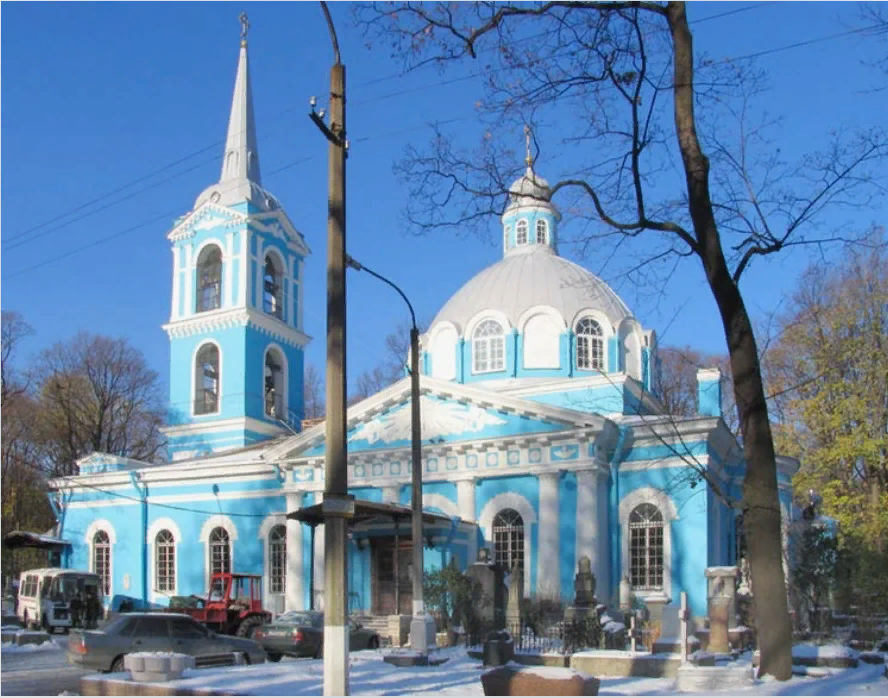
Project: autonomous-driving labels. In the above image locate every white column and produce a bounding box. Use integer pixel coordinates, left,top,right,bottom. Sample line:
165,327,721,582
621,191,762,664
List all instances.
456,477,477,564
537,472,561,599
285,492,304,611
597,474,611,603
183,243,193,316
314,522,325,610
224,232,234,308
239,229,249,308
171,246,181,320
575,469,601,592
382,485,399,504
255,239,264,311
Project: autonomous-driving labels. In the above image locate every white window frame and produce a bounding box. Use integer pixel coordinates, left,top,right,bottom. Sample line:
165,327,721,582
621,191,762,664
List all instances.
479,492,537,596
575,317,605,371
472,319,506,374
258,514,288,611
195,242,224,313
618,487,678,602
516,219,529,245
262,251,285,320
192,340,222,417
263,343,289,421
199,515,238,592
84,519,116,601
147,517,182,602
535,219,548,244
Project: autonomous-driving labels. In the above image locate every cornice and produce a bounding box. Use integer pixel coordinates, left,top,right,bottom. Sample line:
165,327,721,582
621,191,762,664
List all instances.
167,202,248,242
162,307,312,348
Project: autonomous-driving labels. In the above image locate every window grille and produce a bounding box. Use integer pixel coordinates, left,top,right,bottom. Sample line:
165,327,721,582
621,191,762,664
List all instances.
493,508,524,571
263,256,283,319
196,246,223,312
536,219,548,244
629,503,664,590
209,527,231,576
155,530,175,593
195,344,219,414
269,525,286,595
93,530,111,596
575,318,604,371
473,320,505,373
516,219,529,245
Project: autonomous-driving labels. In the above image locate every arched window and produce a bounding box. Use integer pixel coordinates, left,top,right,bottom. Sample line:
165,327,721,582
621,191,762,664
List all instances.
264,349,285,419
516,219,529,245
263,255,283,319
196,245,223,313
194,344,219,415
209,527,231,576
269,525,286,595
576,317,605,371
93,530,111,596
535,219,548,244
493,509,524,571
155,530,175,593
629,503,664,590
504,225,511,251
473,320,505,373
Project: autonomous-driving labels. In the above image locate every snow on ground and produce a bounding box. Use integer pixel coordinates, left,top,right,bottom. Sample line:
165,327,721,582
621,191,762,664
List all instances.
1,638,62,653
793,643,859,659
77,647,888,696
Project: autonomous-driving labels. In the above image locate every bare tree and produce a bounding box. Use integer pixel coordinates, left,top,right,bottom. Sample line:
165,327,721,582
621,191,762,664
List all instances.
1,310,33,405
32,332,166,476
358,1,887,677
349,318,429,404
303,363,326,420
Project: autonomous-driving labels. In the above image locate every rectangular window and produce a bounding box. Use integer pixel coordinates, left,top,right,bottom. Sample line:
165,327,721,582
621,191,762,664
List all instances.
156,545,175,593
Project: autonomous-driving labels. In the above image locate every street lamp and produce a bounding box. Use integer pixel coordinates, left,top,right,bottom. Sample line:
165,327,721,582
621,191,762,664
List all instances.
345,255,434,659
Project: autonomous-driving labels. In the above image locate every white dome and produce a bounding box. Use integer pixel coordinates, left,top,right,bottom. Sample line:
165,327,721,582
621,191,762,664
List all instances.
505,167,558,216
431,245,633,333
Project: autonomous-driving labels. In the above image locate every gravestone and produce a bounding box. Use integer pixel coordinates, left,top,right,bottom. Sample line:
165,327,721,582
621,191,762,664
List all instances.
468,549,503,627
565,557,597,621
705,567,740,653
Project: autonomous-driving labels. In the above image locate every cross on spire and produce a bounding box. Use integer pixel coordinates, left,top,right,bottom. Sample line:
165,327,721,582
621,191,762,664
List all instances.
524,124,533,167
239,12,250,46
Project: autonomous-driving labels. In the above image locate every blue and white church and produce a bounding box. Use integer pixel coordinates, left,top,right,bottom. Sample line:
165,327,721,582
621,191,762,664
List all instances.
48,27,798,624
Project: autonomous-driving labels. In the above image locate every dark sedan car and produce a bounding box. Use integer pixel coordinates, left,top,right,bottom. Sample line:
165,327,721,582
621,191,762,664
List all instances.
67,612,266,672
255,611,380,661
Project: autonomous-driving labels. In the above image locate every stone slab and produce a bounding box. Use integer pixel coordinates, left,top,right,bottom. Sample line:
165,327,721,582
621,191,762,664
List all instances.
15,630,52,646
80,676,239,696
383,652,449,667
482,664,600,696
570,651,683,678
674,663,756,693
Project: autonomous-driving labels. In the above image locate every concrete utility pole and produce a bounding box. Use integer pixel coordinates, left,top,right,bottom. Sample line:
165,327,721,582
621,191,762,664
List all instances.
344,256,433,660
311,2,353,694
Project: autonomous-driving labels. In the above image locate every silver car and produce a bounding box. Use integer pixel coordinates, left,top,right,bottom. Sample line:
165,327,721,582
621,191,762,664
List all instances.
67,612,266,673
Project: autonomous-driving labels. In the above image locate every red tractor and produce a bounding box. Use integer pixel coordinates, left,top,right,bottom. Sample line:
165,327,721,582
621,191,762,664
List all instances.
178,573,271,638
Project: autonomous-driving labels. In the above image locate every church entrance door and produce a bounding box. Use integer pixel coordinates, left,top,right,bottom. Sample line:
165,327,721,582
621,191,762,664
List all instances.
374,538,412,615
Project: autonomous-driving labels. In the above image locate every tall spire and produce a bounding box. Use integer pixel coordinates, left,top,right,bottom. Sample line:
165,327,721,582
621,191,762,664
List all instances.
221,12,261,186
194,13,277,211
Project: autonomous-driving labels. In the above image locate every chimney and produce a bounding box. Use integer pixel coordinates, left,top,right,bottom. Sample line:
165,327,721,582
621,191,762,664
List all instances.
697,368,723,418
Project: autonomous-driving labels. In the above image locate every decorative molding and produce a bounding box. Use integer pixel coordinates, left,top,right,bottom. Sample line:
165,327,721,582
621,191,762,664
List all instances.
85,518,117,545
421,493,459,519
168,202,247,242
349,397,508,445
618,486,679,522
619,487,676,602
163,307,312,348
147,517,182,600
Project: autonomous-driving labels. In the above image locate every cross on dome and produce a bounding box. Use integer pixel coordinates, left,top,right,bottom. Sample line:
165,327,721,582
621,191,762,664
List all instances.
239,12,250,46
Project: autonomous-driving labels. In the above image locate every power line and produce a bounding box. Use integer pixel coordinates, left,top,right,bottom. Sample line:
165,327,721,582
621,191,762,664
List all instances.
4,3,773,249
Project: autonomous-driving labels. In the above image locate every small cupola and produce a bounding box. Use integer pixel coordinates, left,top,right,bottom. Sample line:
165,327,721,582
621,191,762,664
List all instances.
502,126,561,257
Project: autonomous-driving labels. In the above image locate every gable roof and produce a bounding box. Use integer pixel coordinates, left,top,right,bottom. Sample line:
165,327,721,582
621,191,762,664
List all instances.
262,374,609,462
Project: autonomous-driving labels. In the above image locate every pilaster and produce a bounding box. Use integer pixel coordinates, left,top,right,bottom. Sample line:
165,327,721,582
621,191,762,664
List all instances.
285,491,304,611
537,471,561,599
456,477,477,563
575,469,601,595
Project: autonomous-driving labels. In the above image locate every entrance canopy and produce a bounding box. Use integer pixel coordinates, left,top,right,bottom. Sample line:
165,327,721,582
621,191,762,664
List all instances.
287,500,459,529
2,530,69,551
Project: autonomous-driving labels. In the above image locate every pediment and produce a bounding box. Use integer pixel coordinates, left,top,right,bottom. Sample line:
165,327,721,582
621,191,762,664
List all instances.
264,376,608,461
168,203,246,241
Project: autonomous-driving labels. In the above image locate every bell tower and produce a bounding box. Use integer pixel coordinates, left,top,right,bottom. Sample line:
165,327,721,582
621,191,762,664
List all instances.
161,15,312,461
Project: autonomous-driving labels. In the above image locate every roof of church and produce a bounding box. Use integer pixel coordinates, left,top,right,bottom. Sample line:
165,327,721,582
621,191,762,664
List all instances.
431,244,633,332
193,23,280,213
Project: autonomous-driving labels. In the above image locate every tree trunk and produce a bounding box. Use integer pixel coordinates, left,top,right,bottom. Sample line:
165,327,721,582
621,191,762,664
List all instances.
666,1,792,679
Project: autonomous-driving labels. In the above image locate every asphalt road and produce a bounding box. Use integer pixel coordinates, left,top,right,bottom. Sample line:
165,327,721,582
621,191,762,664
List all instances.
1,645,95,696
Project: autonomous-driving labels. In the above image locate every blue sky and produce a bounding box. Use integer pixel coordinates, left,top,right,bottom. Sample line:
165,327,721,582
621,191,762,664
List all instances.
2,2,885,396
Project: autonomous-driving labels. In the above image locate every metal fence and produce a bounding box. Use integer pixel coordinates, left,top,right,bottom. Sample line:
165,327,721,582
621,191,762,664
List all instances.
464,618,613,655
